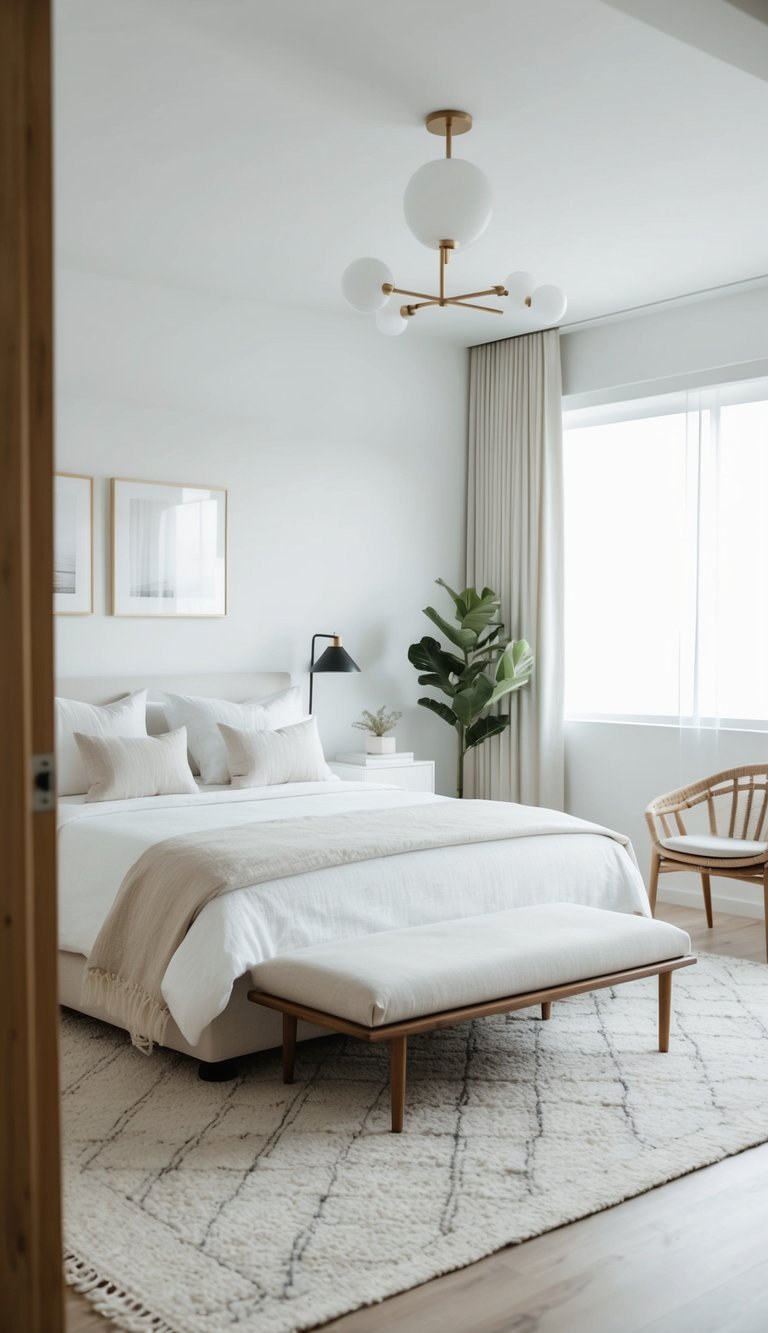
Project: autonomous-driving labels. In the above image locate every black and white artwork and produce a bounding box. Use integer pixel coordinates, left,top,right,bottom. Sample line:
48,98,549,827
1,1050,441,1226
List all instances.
112,478,227,617
54,474,93,614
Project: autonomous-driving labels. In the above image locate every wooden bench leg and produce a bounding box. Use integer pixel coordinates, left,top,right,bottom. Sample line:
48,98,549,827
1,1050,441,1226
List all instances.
283,1013,297,1084
658,971,672,1053
541,1002,552,1021
700,872,713,929
389,1036,407,1133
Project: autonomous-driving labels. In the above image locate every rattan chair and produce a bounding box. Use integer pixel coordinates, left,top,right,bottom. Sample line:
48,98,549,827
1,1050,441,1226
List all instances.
645,764,768,959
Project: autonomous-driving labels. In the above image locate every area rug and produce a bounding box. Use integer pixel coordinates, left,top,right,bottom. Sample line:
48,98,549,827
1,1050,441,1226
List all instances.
62,953,768,1333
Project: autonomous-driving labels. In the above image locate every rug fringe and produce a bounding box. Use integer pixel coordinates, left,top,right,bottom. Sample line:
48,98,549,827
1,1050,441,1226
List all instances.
65,1250,178,1333
81,967,170,1054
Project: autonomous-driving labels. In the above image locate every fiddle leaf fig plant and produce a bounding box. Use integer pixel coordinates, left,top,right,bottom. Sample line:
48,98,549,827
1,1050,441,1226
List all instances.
408,579,533,797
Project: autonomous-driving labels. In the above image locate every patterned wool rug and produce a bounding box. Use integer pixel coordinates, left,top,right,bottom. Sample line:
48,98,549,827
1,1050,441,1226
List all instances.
62,954,768,1333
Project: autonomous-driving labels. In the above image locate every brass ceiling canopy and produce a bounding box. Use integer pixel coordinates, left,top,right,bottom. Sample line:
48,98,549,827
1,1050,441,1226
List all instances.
425,109,473,141
341,111,567,335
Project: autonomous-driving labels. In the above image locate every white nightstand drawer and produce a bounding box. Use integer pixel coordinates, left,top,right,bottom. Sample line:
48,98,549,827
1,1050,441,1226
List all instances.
329,761,435,794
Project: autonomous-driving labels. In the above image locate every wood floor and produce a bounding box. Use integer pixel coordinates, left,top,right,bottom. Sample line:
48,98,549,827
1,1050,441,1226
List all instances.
66,904,768,1333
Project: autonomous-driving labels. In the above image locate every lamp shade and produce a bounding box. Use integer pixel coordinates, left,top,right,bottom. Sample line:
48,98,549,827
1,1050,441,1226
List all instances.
529,284,567,325
375,303,409,336
403,158,492,250
311,644,360,674
341,257,393,313
504,270,535,307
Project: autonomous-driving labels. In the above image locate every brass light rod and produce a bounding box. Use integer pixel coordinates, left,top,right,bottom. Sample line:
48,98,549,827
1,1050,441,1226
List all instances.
387,286,442,301
449,301,504,314
386,286,509,319
445,287,507,302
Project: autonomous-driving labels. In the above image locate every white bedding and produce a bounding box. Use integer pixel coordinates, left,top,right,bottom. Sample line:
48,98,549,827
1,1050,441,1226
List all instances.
58,781,650,1047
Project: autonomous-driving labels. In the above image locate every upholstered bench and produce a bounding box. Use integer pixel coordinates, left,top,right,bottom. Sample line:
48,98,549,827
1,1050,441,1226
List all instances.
248,903,695,1132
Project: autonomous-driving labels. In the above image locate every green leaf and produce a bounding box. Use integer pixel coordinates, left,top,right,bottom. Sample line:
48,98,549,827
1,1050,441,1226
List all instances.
408,637,464,692
464,714,510,749
416,671,453,693
460,589,501,635
488,639,534,704
475,623,504,649
423,605,477,650
435,577,469,620
452,673,495,726
457,660,491,687
418,697,458,727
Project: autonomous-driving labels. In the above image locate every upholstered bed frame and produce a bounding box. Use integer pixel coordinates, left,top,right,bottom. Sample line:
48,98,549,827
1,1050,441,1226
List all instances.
56,673,330,1077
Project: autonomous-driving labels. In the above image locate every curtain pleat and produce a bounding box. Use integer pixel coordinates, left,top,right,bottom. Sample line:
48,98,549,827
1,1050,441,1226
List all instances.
465,329,564,808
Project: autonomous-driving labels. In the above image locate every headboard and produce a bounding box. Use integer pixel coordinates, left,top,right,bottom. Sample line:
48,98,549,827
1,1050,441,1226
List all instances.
55,673,293,737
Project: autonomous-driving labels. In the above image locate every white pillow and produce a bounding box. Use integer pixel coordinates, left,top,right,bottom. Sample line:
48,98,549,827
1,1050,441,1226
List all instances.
219,717,334,788
74,727,198,802
56,690,148,795
163,686,304,785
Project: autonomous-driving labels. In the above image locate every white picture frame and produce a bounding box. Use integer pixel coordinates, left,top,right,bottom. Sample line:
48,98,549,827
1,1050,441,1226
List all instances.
111,478,227,618
54,473,93,615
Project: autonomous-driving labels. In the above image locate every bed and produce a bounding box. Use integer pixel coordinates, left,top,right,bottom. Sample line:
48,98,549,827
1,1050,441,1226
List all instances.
57,673,650,1072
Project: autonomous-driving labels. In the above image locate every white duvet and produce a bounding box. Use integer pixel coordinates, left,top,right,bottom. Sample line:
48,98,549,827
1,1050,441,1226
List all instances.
58,781,650,1046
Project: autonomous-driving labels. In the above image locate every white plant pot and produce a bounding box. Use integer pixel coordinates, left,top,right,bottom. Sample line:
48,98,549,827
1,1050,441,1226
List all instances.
365,736,396,754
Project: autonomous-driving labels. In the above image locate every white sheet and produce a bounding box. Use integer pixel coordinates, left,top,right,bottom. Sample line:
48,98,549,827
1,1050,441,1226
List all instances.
58,782,650,1046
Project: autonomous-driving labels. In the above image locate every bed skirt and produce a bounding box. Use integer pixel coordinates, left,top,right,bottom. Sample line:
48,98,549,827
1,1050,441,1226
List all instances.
58,950,330,1063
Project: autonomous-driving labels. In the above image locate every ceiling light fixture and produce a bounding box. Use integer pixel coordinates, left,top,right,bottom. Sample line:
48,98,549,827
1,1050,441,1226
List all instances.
342,110,567,337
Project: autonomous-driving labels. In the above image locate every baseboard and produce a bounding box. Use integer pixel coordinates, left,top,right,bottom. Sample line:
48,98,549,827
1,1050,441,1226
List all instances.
658,882,765,921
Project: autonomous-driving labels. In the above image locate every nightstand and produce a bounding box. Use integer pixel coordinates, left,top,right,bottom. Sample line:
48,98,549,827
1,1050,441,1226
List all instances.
329,759,435,794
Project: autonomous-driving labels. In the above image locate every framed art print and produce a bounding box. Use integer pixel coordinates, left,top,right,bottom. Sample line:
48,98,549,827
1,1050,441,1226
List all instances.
112,478,227,617
54,473,93,615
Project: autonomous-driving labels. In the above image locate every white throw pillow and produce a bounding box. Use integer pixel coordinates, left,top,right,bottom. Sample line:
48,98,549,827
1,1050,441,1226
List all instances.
56,690,148,796
219,717,334,788
74,727,198,802
163,687,304,784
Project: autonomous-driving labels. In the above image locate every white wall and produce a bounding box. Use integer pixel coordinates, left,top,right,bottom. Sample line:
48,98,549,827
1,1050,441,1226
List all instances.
55,269,468,795
560,284,768,918
562,285,768,406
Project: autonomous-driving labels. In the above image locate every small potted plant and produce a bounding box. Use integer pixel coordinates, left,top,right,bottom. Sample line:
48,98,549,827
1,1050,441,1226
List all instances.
352,706,402,755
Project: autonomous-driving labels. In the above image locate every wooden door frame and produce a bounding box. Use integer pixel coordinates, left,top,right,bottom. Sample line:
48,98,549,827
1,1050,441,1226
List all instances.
1,0,63,1328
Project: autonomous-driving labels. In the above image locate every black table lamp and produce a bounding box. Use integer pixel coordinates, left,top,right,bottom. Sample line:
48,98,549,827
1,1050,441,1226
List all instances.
308,633,360,714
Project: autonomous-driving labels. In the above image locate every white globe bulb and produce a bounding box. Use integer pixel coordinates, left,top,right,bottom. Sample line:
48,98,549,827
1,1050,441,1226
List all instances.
341,257,393,313
530,284,567,325
375,303,409,336
504,271,536,307
403,158,492,250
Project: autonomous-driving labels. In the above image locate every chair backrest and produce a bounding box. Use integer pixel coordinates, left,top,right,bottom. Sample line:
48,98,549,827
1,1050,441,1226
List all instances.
647,764,768,842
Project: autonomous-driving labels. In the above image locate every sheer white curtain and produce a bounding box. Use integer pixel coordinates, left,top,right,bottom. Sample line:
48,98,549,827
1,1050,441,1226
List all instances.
465,329,565,807
564,379,768,729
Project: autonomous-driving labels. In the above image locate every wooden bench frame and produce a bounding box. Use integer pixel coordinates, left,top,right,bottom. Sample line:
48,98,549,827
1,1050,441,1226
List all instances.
249,954,696,1132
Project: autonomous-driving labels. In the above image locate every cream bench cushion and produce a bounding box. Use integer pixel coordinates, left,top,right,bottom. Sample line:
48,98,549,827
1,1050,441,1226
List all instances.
250,903,691,1029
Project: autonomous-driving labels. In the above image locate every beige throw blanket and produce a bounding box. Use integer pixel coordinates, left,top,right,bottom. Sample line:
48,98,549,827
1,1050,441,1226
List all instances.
82,800,630,1051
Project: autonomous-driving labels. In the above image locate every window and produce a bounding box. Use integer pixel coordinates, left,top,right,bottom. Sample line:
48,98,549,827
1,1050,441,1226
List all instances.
564,379,768,726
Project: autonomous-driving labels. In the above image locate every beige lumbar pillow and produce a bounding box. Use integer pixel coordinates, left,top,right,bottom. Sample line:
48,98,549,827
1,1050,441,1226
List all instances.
74,727,198,802
56,689,148,795
218,717,334,788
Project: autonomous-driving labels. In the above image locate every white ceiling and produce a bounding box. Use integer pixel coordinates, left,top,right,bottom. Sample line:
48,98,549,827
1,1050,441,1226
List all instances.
54,0,768,345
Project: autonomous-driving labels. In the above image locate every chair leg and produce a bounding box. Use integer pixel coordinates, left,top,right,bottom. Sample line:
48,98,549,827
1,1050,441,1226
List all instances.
282,1013,297,1084
763,869,768,964
648,850,661,916
658,971,672,1053
541,1002,552,1020
389,1036,407,1133
700,871,713,929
